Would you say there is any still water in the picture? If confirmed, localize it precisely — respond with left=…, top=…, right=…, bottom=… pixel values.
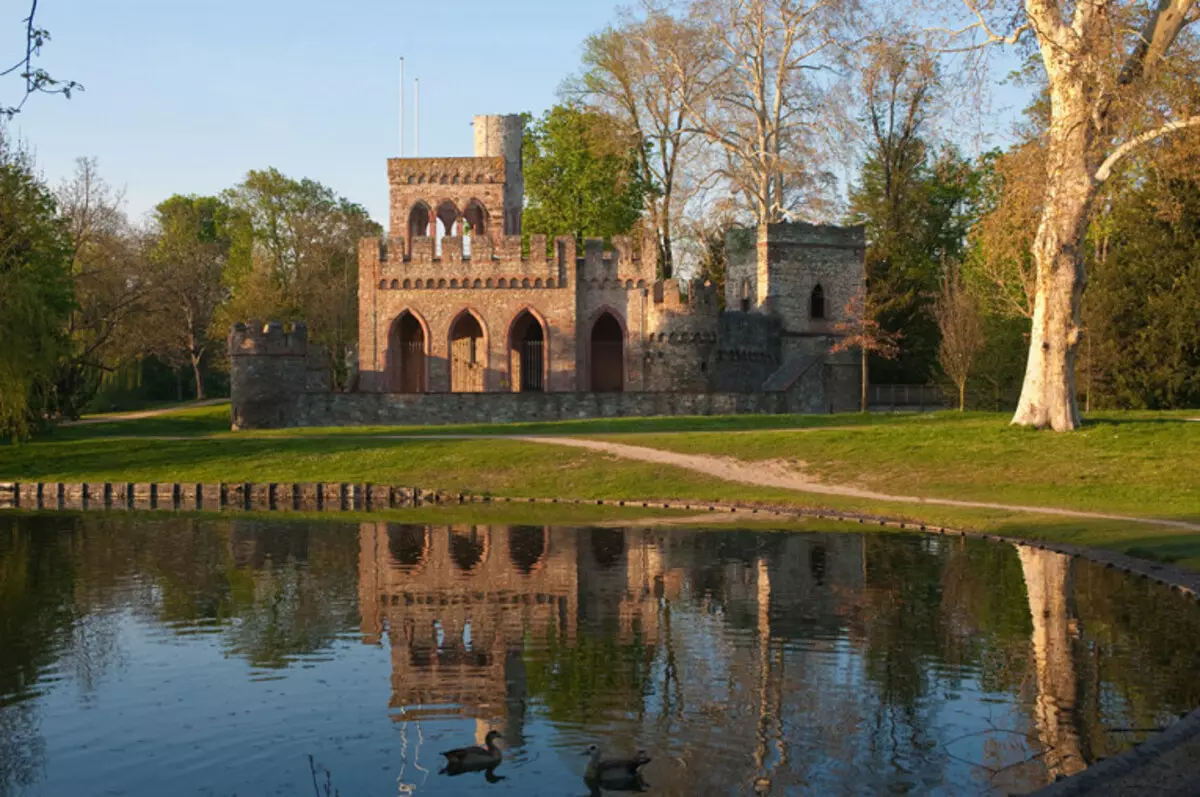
left=2, top=515, right=1199, bottom=796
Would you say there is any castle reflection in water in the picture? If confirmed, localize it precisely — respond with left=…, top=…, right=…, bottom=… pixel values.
left=356, top=524, right=864, bottom=750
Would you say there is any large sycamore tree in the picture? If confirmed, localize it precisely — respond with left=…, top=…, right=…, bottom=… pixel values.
left=943, top=0, right=1199, bottom=429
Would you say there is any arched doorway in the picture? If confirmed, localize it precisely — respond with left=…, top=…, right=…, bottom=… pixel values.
left=387, top=525, right=428, bottom=570
left=590, top=312, right=624, bottom=392
left=449, top=527, right=486, bottom=572
left=508, top=526, right=547, bottom=574
left=389, top=311, right=426, bottom=393
left=449, top=311, right=486, bottom=392
left=508, top=310, right=546, bottom=392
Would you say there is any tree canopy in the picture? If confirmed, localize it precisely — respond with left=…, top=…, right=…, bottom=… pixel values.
left=521, top=104, right=651, bottom=249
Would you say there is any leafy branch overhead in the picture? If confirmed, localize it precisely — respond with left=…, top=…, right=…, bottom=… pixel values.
left=2, top=1, right=82, bottom=119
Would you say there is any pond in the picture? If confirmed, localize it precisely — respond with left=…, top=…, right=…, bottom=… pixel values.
left=2, top=514, right=1199, bottom=796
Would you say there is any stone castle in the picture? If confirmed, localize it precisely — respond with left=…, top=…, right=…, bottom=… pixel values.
left=229, top=114, right=864, bottom=429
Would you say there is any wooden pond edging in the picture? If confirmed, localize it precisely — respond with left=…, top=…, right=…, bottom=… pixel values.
left=1, top=479, right=1199, bottom=794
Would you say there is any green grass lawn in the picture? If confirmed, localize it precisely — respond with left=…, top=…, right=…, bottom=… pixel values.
left=6, top=403, right=1200, bottom=568
left=602, top=412, right=1200, bottom=523
left=43, top=400, right=987, bottom=440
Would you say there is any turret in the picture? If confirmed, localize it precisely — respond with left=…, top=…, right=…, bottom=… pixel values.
left=473, top=114, right=525, bottom=236
left=228, top=321, right=315, bottom=429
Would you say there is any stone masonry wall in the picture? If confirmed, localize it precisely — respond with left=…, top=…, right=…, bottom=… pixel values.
left=288, top=390, right=788, bottom=428
left=709, top=312, right=782, bottom=392
left=760, top=221, right=865, bottom=341
left=359, top=232, right=661, bottom=394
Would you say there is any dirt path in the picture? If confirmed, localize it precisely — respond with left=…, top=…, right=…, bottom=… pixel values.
left=65, top=399, right=228, bottom=426
left=508, top=435, right=1200, bottom=532
left=56, top=428, right=1200, bottom=532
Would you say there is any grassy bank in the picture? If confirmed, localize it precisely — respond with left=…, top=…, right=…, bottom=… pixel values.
left=603, top=412, right=1200, bottom=523
left=6, top=402, right=1200, bottom=567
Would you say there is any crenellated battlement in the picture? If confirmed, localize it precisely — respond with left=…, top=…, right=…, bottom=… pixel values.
left=387, top=156, right=506, bottom=186
left=652, top=279, right=720, bottom=316
left=229, top=320, right=309, bottom=357
left=360, top=234, right=573, bottom=287
left=360, top=231, right=661, bottom=291
left=576, top=232, right=658, bottom=285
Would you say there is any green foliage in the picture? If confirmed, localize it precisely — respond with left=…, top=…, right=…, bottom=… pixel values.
left=221, top=168, right=381, bottom=388
left=1085, top=175, right=1200, bottom=409
left=848, top=144, right=981, bottom=384
left=148, top=194, right=245, bottom=399
left=0, top=137, right=74, bottom=439
left=964, top=315, right=1028, bottom=411
left=521, top=104, right=650, bottom=248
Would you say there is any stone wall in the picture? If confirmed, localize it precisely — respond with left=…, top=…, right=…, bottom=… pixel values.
left=229, top=321, right=314, bottom=430
left=759, top=221, right=865, bottom=339
left=284, top=390, right=788, bottom=429
left=709, top=312, right=782, bottom=392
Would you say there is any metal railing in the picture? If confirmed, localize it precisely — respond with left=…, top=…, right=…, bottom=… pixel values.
left=868, top=384, right=947, bottom=411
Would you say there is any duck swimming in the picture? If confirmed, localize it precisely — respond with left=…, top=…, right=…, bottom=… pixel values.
left=582, top=744, right=651, bottom=782
left=440, top=730, right=504, bottom=773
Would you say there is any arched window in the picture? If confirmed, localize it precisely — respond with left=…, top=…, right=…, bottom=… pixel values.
left=810, top=284, right=826, bottom=320
left=407, top=203, right=431, bottom=245
left=463, top=200, right=488, bottom=238
left=740, top=278, right=752, bottom=312
left=387, top=525, right=428, bottom=569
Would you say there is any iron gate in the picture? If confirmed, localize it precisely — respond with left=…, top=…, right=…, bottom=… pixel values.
left=520, top=340, right=544, bottom=391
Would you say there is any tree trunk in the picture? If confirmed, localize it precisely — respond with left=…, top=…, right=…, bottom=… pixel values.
left=1011, top=81, right=1093, bottom=431
left=958, top=382, right=965, bottom=412
left=860, top=347, right=869, bottom=413
left=190, top=353, right=205, bottom=401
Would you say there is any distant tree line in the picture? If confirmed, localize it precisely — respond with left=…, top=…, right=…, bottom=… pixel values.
left=525, top=0, right=1200, bottom=415
left=0, top=128, right=379, bottom=439
left=5, top=0, right=1198, bottom=437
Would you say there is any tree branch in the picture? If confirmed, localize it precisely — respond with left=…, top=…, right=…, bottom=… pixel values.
left=1094, top=115, right=1200, bottom=182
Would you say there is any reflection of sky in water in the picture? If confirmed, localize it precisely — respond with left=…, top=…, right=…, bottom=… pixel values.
left=2, top=515, right=1199, bottom=796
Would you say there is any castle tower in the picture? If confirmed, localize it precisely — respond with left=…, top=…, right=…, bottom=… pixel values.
left=472, top=115, right=524, bottom=236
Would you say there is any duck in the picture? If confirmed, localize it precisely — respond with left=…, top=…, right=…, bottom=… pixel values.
left=582, top=744, right=651, bottom=784
left=439, top=730, right=504, bottom=773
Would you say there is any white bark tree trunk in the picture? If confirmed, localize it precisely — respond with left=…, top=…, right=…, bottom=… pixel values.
left=1018, top=545, right=1086, bottom=779
left=1011, top=51, right=1093, bottom=430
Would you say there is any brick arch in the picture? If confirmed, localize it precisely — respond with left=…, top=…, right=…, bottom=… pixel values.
left=386, top=308, right=430, bottom=393
left=508, top=526, right=551, bottom=575
left=448, top=526, right=490, bottom=573
left=585, top=306, right=628, bottom=393
left=505, top=305, right=550, bottom=393
left=407, top=201, right=432, bottom=250
left=446, top=307, right=489, bottom=393
left=463, top=198, right=490, bottom=238
left=387, top=525, right=431, bottom=572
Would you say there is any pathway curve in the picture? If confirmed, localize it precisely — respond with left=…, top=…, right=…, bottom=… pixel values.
left=58, top=429, right=1200, bottom=532
left=64, top=399, right=228, bottom=426
left=506, top=435, right=1200, bottom=532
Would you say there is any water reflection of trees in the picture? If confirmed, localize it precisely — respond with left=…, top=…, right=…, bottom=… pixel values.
left=7, top=517, right=1200, bottom=796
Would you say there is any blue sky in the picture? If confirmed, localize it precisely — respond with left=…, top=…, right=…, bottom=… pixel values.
left=6, top=0, right=1029, bottom=227
left=6, top=0, right=620, bottom=224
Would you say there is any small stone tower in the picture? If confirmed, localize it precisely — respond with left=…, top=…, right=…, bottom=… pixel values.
left=229, top=321, right=328, bottom=430
left=472, top=114, right=524, bottom=236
